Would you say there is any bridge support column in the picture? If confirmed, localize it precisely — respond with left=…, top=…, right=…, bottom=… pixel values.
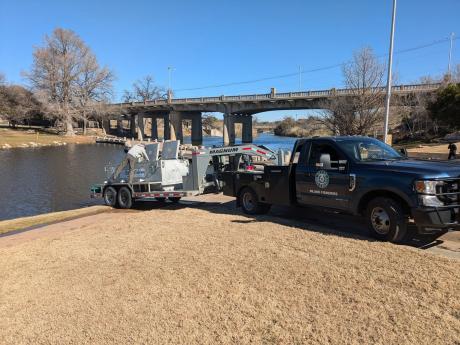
left=169, top=112, right=183, bottom=142
left=130, top=115, right=136, bottom=138
left=117, top=119, right=123, bottom=136
left=223, top=113, right=235, bottom=146
left=241, top=115, right=253, bottom=143
left=191, top=112, right=203, bottom=146
left=163, top=114, right=171, bottom=140
left=151, top=117, right=158, bottom=140
left=137, top=113, right=144, bottom=141
left=102, top=119, right=110, bottom=135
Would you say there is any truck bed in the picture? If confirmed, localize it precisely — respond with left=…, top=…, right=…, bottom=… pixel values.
left=221, top=165, right=292, bottom=206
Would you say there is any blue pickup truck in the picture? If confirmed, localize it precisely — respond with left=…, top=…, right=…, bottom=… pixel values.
left=221, top=136, right=460, bottom=242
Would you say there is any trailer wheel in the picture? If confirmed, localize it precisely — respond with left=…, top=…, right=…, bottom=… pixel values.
left=168, top=197, right=181, bottom=203
left=155, top=197, right=166, bottom=202
left=103, top=186, right=117, bottom=207
left=366, top=197, right=407, bottom=243
left=117, top=186, right=133, bottom=209
left=240, top=187, right=271, bottom=215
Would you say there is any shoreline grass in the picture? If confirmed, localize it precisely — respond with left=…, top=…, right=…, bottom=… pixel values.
left=0, top=206, right=109, bottom=234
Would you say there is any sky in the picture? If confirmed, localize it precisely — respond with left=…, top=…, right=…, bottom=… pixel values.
left=1, top=0, right=459, bottom=121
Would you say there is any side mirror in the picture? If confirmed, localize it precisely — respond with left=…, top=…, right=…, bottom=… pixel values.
left=399, top=148, right=408, bottom=157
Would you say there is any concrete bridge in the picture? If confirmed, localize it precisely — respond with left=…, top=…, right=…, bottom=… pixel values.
left=104, top=83, right=440, bottom=146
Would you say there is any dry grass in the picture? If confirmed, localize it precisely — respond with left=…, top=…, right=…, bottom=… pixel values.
left=0, top=205, right=459, bottom=344
left=0, top=206, right=108, bottom=234
left=0, top=128, right=94, bottom=148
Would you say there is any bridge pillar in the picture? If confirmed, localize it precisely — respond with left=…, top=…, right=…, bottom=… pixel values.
left=223, top=113, right=235, bottom=146
left=151, top=117, right=158, bottom=140
left=241, top=115, right=253, bottom=143
left=163, top=114, right=171, bottom=140
left=130, top=115, right=136, bottom=138
left=117, top=119, right=123, bottom=136
left=102, top=119, right=111, bottom=135
left=191, top=112, right=203, bottom=146
left=137, top=113, right=144, bottom=141
left=169, top=111, right=183, bottom=142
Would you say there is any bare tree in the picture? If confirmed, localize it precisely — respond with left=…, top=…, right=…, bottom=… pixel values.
left=24, top=28, right=114, bottom=135
left=75, top=54, right=114, bottom=134
left=0, top=73, right=5, bottom=86
left=315, top=47, right=386, bottom=135
left=454, top=64, right=460, bottom=83
left=124, top=75, right=165, bottom=102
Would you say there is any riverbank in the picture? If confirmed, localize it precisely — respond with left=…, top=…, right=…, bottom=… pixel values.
left=0, top=195, right=459, bottom=344
left=0, top=206, right=108, bottom=234
left=0, top=128, right=95, bottom=149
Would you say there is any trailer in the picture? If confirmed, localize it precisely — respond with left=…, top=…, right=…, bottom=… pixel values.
left=90, top=140, right=286, bottom=209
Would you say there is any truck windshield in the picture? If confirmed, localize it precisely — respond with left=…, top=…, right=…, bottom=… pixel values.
left=338, top=138, right=404, bottom=162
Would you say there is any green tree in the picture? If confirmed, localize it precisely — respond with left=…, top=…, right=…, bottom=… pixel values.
left=429, top=83, right=460, bottom=129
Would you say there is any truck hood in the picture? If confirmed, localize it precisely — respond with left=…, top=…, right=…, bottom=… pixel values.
left=359, top=159, right=460, bottom=178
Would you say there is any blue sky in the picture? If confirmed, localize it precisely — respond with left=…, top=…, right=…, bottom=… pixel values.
left=1, top=0, right=459, bottom=121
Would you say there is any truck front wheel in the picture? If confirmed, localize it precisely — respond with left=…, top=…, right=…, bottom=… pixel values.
left=103, top=186, right=117, bottom=207
left=366, top=197, right=407, bottom=243
left=240, top=187, right=271, bottom=215
left=117, top=186, right=133, bottom=209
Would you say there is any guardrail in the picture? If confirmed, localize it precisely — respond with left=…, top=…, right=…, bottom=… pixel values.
left=115, top=83, right=441, bottom=107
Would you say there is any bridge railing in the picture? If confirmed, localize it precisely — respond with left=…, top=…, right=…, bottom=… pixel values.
left=117, top=83, right=441, bottom=107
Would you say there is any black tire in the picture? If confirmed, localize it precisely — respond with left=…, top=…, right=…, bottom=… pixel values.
left=103, top=186, right=117, bottom=207
left=239, top=187, right=271, bottom=215
left=155, top=197, right=166, bottom=202
left=168, top=197, right=181, bottom=203
left=366, top=197, right=407, bottom=243
left=117, top=186, right=133, bottom=209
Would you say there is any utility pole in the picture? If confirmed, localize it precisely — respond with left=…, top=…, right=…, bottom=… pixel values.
left=383, top=0, right=397, bottom=145
left=168, top=66, right=175, bottom=95
left=298, top=65, right=302, bottom=90
left=448, top=32, right=455, bottom=78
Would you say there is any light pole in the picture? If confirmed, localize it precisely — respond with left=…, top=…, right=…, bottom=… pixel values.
left=448, top=32, right=455, bottom=78
left=383, top=0, right=397, bottom=145
left=168, top=66, right=175, bottom=95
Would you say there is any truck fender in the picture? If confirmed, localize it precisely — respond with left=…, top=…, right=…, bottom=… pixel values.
left=352, top=186, right=415, bottom=216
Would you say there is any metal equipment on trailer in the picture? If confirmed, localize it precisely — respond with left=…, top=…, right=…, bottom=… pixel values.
left=90, top=140, right=284, bottom=209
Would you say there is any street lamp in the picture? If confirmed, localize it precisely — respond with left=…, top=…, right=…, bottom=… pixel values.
left=168, top=66, right=176, bottom=95
left=383, top=0, right=397, bottom=145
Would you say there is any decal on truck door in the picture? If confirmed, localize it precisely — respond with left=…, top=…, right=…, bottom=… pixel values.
left=315, top=170, right=329, bottom=189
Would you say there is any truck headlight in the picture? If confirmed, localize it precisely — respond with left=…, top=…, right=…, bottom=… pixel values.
left=415, top=180, right=445, bottom=207
left=414, top=180, right=443, bottom=195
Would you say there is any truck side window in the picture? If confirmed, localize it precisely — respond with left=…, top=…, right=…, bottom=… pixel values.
left=308, top=143, right=343, bottom=170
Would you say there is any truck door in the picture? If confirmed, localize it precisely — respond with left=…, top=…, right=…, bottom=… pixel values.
left=296, top=141, right=353, bottom=211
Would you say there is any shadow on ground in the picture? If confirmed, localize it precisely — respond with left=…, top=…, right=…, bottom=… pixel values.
left=130, top=198, right=448, bottom=251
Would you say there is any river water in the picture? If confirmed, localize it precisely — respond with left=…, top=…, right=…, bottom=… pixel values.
left=0, top=133, right=296, bottom=221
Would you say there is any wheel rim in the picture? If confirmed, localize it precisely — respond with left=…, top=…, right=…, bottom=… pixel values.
left=105, top=189, right=115, bottom=205
left=242, top=192, right=255, bottom=211
left=120, top=190, right=130, bottom=205
left=371, top=207, right=391, bottom=234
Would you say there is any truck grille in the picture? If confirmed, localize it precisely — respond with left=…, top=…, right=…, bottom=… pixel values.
left=438, top=179, right=460, bottom=205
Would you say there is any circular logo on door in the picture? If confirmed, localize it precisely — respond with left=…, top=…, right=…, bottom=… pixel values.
left=315, top=170, right=329, bottom=189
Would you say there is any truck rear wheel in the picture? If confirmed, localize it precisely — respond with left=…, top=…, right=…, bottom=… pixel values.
left=240, top=187, right=271, bottom=215
left=366, top=197, right=407, bottom=243
left=117, top=186, right=133, bottom=209
left=103, top=186, right=117, bottom=207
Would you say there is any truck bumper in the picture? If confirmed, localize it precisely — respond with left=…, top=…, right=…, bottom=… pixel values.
left=412, top=207, right=460, bottom=233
